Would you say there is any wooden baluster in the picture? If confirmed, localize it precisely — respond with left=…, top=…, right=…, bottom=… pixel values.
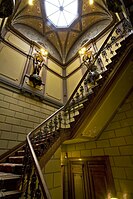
left=106, top=43, right=114, bottom=55
left=101, top=50, right=109, bottom=63
left=58, top=112, right=62, bottom=129
left=30, top=172, right=37, bottom=198
left=80, top=85, right=84, bottom=99
left=54, top=116, right=58, bottom=132
left=71, top=98, right=76, bottom=116
left=63, top=110, right=67, bottom=127
left=24, top=155, right=32, bottom=198
left=84, top=78, right=89, bottom=93
left=35, top=184, right=42, bottom=199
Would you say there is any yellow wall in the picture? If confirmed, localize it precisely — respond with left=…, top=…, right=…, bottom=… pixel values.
left=43, top=148, right=62, bottom=199
left=66, top=58, right=81, bottom=76
left=62, top=90, right=133, bottom=199
left=67, top=69, right=83, bottom=98
left=45, top=70, right=63, bottom=102
left=0, top=43, right=27, bottom=84
left=4, top=32, right=30, bottom=53
left=47, top=59, right=62, bottom=76
left=0, top=87, right=57, bottom=156
left=0, top=31, right=64, bottom=104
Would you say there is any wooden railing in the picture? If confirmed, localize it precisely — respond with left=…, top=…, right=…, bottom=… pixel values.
left=21, top=18, right=132, bottom=199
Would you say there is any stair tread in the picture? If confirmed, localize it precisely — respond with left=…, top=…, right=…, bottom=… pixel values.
left=0, top=172, right=20, bottom=180
left=0, top=190, right=21, bottom=197
left=9, top=156, right=24, bottom=158
left=0, top=163, right=23, bottom=166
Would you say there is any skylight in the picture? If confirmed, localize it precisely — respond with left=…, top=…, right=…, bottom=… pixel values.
left=45, top=0, right=78, bottom=28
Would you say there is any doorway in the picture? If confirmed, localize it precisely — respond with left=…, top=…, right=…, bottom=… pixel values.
left=63, top=156, right=116, bottom=199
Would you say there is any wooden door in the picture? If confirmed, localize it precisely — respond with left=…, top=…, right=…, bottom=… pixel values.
left=88, top=164, right=108, bottom=199
left=67, top=156, right=116, bottom=199
left=69, top=164, right=86, bottom=199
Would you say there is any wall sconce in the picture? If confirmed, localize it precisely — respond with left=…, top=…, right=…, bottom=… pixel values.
left=64, top=152, right=68, bottom=159
left=89, top=0, right=94, bottom=5
left=78, top=47, right=87, bottom=55
left=40, top=48, right=48, bottom=56
left=29, top=48, right=48, bottom=88
left=28, top=0, right=33, bottom=6
left=79, top=46, right=93, bottom=64
left=107, top=192, right=118, bottom=199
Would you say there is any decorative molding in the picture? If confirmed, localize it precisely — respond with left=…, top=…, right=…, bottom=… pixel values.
left=46, top=93, right=61, bottom=101
left=5, top=33, right=30, bottom=53
left=0, top=74, right=18, bottom=81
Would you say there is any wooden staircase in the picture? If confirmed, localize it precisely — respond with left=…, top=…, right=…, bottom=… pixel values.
left=0, top=20, right=133, bottom=199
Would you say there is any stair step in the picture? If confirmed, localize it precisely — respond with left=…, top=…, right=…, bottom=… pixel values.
left=0, top=190, right=21, bottom=199
left=0, top=163, right=23, bottom=175
left=17, top=150, right=25, bottom=156
left=0, top=172, right=20, bottom=191
left=8, top=156, right=24, bottom=164
left=120, top=33, right=133, bottom=46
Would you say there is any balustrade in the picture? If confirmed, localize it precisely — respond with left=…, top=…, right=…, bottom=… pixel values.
left=20, top=18, right=132, bottom=199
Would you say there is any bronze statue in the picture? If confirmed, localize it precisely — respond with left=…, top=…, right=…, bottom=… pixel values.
left=29, top=50, right=46, bottom=87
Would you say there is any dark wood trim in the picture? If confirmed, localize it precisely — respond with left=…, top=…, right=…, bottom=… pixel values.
left=66, top=156, right=116, bottom=199
left=0, top=141, right=26, bottom=163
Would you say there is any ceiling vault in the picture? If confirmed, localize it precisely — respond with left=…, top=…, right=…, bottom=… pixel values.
left=7, top=0, right=113, bottom=65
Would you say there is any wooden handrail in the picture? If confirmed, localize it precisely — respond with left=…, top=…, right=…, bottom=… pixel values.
left=26, top=18, right=127, bottom=198
left=0, top=141, right=25, bottom=163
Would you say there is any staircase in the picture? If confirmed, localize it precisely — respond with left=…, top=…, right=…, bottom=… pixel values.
left=0, top=148, right=24, bottom=198
left=0, top=19, right=133, bottom=199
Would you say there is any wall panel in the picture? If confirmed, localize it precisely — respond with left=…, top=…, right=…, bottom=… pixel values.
left=67, top=69, right=82, bottom=98
left=48, top=59, right=62, bottom=75
left=45, top=71, right=63, bottom=102
left=0, top=44, right=27, bottom=84
left=5, top=32, right=30, bottom=53
left=66, top=58, right=81, bottom=76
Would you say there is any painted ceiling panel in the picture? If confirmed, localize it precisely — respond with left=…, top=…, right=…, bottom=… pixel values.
left=7, top=0, right=113, bottom=65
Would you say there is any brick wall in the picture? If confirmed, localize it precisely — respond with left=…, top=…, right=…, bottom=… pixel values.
left=43, top=148, right=62, bottom=199
left=0, top=87, right=57, bottom=155
left=62, top=90, right=133, bottom=199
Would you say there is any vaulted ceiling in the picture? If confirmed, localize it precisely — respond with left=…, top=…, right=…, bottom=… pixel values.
left=8, top=0, right=113, bottom=65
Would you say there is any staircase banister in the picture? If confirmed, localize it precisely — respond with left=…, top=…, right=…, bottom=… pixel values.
left=93, top=18, right=125, bottom=61
left=64, top=18, right=125, bottom=108
left=27, top=105, right=64, bottom=138
left=26, top=18, right=126, bottom=199
left=26, top=136, right=51, bottom=199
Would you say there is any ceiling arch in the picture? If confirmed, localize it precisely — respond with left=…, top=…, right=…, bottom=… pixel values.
left=8, top=0, right=114, bottom=65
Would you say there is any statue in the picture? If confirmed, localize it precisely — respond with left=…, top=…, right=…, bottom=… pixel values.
left=29, top=50, right=46, bottom=88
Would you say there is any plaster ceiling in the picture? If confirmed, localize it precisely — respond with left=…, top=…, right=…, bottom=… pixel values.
left=8, top=0, right=113, bottom=65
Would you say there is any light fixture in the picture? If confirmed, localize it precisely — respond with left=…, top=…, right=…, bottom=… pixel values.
left=111, top=198, right=118, bottom=199
left=40, top=48, right=48, bottom=56
left=78, top=47, right=87, bottom=55
left=28, top=0, right=33, bottom=6
left=64, top=153, right=68, bottom=159
left=89, top=0, right=94, bottom=5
